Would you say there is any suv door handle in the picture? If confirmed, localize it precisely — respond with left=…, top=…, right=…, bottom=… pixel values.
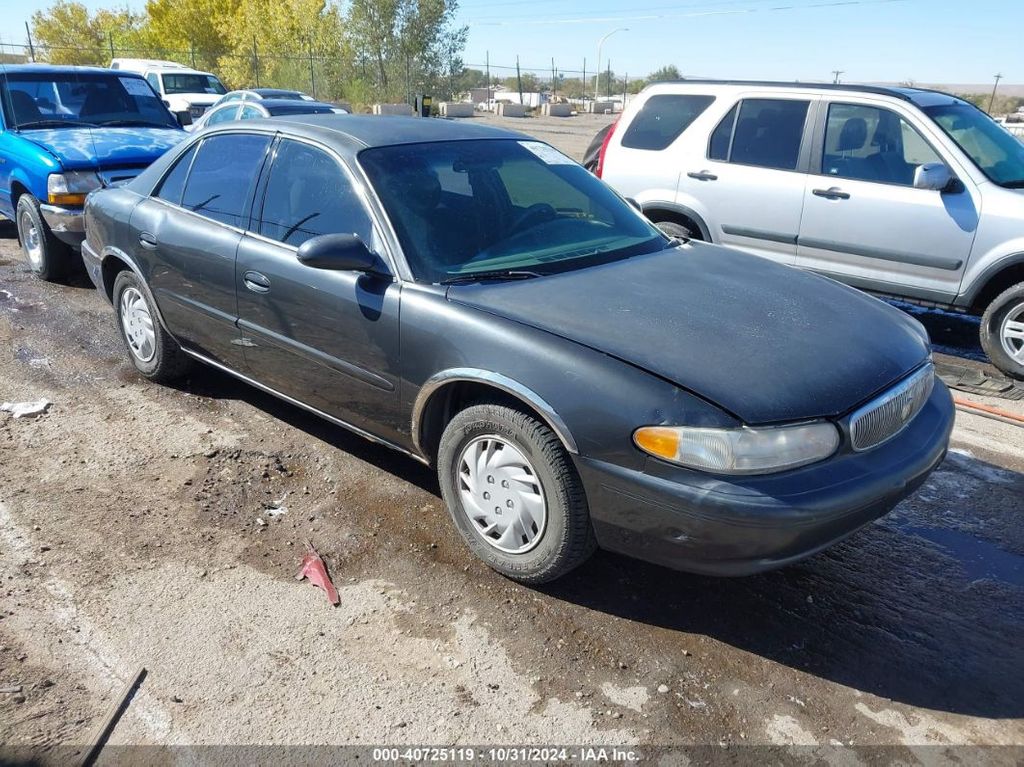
left=243, top=271, right=271, bottom=294
left=139, top=232, right=158, bottom=250
left=812, top=187, right=851, bottom=200
left=687, top=170, right=718, bottom=181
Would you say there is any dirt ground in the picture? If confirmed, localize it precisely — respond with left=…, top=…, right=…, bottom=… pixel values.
left=1, top=113, right=1023, bottom=764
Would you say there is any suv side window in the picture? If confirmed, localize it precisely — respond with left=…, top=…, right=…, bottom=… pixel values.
left=707, top=98, right=810, bottom=170
left=181, top=133, right=272, bottom=227
left=822, top=103, right=943, bottom=186
left=155, top=144, right=198, bottom=206
left=620, top=94, right=715, bottom=150
left=256, top=139, right=374, bottom=247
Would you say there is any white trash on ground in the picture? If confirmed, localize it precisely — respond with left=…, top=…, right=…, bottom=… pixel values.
left=0, top=400, right=52, bottom=418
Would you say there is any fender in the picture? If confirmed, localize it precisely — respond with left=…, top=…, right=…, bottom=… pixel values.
left=639, top=201, right=712, bottom=242
left=411, top=368, right=580, bottom=459
left=956, top=251, right=1024, bottom=308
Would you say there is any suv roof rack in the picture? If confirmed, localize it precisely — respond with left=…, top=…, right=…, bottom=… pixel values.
left=654, top=79, right=957, bottom=103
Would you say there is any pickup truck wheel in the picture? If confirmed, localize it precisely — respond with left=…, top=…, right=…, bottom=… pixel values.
left=16, top=194, right=72, bottom=282
left=112, top=270, right=192, bottom=383
left=981, top=282, right=1024, bottom=380
left=437, top=403, right=596, bottom=584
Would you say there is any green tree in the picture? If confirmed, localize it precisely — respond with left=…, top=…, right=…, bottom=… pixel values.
left=30, top=1, right=133, bottom=65
left=647, top=64, right=681, bottom=83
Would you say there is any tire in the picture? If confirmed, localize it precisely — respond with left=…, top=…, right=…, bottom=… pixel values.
left=112, top=270, right=192, bottom=383
left=654, top=220, right=695, bottom=241
left=437, top=402, right=596, bottom=584
left=16, top=194, right=73, bottom=282
left=980, top=282, right=1024, bottom=380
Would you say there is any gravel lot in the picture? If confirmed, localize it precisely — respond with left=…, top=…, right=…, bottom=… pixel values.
left=1, top=112, right=1022, bottom=763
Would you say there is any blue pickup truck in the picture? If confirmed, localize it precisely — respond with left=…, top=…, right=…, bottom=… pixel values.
left=0, top=65, right=186, bottom=280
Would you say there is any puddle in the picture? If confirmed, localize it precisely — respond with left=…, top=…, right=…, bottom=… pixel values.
left=902, top=526, right=1024, bottom=587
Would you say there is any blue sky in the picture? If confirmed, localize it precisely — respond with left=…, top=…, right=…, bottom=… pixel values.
left=1, top=0, right=1020, bottom=85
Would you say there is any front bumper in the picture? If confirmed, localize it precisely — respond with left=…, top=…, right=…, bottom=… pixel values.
left=577, top=381, right=954, bottom=576
left=40, top=204, right=85, bottom=248
left=80, top=239, right=104, bottom=293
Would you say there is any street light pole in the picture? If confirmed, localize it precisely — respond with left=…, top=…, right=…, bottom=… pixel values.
left=596, top=28, right=628, bottom=102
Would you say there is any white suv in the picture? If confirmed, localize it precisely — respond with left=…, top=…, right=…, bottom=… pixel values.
left=599, top=81, right=1024, bottom=379
left=110, top=59, right=227, bottom=123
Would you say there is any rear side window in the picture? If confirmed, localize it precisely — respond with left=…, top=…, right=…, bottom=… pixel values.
left=707, top=98, right=810, bottom=170
left=181, top=133, right=272, bottom=227
left=206, top=104, right=239, bottom=125
left=620, top=94, right=715, bottom=150
left=155, top=145, right=197, bottom=206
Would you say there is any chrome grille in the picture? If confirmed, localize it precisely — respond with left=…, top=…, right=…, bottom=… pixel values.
left=850, top=364, right=934, bottom=451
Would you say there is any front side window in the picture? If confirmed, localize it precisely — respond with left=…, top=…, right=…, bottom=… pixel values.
left=822, top=103, right=942, bottom=186
left=360, top=139, right=666, bottom=284
left=707, top=98, right=810, bottom=170
left=161, top=73, right=227, bottom=96
left=256, top=140, right=374, bottom=247
left=206, top=104, right=240, bottom=125
left=924, top=101, right=1024, bottom=188
left=0, top=72, right=177, bottom=130
left=620, top=94, right=715, bottom=150
left=180, top=133, right=271, bottom=227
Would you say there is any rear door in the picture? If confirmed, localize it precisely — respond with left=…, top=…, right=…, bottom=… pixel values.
left=676, top=95, right=818, bottom=265
left=235, top=138, right=405, bottom=441
left=128, top=131, right=272, bottom=368
left=795, top=99, right=979, bottom=302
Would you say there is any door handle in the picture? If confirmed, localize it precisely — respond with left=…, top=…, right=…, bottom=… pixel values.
left=687, top=170, right=718, bottom=181
left=812, top=187, right=851, bottom=200
left=243, top=270, right=271, bottom=294
left=138, top=232, right=158, bottom=250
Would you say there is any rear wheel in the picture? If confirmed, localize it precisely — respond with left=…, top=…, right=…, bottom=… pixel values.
left=437, top=402, right=596, bottom=584
left=981, top=282, right=1024, bottom=380
left=16, top=194, right=72, bottom=282
left=113, top=270, right=192, bottom=383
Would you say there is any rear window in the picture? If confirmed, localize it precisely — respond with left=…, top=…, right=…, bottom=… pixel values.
left=620, top=94, right=715, bottom=150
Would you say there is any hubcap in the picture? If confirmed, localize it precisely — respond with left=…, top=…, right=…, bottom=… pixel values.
left=456, top=435, right=547, bottom=554
left=1001, top=301, right=1024, bottom=365
left=119, top=287, right=156, bottom=363
left=19, top=211, right=43, bottom=270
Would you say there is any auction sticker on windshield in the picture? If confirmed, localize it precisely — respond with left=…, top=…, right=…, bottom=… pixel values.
left=120, top=77, right=155, bottom=97
left=519, top=141, right=575, bottom=165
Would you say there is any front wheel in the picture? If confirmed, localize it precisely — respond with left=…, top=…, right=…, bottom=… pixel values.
left=980, top=282, right=1024, bottom=380
left=654, top=220, right=696, bottom=241
left=16, top=194, right=73, bottom=282
left=437, top=402, right=596, bottom=584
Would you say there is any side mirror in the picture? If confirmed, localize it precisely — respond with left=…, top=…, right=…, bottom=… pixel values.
left=175, top=110, right=193, bottom=128
left=297, top=233, right=385, bottom=275
left=914, top=162, right=954, bottom=192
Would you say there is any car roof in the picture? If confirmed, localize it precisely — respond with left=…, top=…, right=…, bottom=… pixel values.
left=260, top=100, right=334, bottom=115
left=647, top=79, right=965, bottom=107
left=0, top=64, right=146, bottom=77
left=249, top=114, right=528, bottom=149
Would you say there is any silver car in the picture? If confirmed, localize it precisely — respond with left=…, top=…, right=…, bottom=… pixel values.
left=599, top=81, right=1024, bottom=379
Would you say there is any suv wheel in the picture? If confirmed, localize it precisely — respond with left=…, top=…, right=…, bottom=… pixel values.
left=655, top=220, right=696, bottom=241
left=437, top=402, right=596, bottom=584
left=113, top=270, right=193, bottom=383
left=980, top=282, right=1024, bottom=380
left=16, top=194, right=73, bottom=282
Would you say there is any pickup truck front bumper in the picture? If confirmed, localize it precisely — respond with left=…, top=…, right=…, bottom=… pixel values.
left=40, top=204, right=85, bottom=248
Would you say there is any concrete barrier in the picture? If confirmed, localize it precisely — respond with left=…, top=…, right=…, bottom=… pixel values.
left=440, top=102, right=475, bottom=118
left=541, top=103, right=573, bottom=117
left=496, top=102, right=528, bottom=118
left=373, top=103, right=415, bottom=116
left=587, top=101, right=615, bottom=114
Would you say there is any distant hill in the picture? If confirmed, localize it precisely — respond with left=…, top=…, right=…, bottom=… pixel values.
left=875, top=82, right=1024, bottom=98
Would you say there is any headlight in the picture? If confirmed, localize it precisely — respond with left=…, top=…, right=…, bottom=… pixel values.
left=633, top=421, right=840, bottom=475
left=47, top=171, right=102, bottom=206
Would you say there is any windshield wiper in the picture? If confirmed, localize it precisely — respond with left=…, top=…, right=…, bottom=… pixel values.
left=441, top=269, right=544, bottom=285
left=16, top=119, right=99, bottom=130
left=98, top=119, right=175, bottom=128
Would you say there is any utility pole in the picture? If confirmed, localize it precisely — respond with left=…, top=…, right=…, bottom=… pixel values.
left=988, top=73, right=1003, bottom=114
left=486, top=51, right=491, bottom=110
left=109, top=31, right=115, bottom=61
left=832, top=70, right=843, bottom=84
left=252, top=37, right=260, bottom=87
left=551, top=57, right=556, bottom=100
left=516, top=56, right=523, bottom=106
left=24, top=22, right=34, bottom=63
left=308, top=41, right=316, bottom=99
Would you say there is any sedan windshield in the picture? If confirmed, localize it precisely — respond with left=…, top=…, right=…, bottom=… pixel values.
left=924, top=101, right=1024, bottom=188
left=0, top=72, right=178, bottom=130
left=359, top=139, right=667, bottom=283
left=162, top=73, right=227, bottom=95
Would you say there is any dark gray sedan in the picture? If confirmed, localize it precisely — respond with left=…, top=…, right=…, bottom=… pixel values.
left=81, top=116, right=954, bottom=583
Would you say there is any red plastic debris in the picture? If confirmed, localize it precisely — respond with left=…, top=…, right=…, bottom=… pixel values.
left=295, top=541, right=340, bottom=606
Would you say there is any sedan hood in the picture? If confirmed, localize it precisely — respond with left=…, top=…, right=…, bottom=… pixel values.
left=447, top=244, right=931, bottom=424
left=20, top=127, right=184, bottom=170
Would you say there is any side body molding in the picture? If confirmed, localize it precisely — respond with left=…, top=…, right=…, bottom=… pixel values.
left=411, top=368, right=580, bottom=458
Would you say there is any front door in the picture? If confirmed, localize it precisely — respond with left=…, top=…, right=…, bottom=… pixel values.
left=677, top=96, right=817, bottom=265
left=235, top=138, right=405, bottom=442
left=795, top=101, right=979, bottom=302
left=129, top=132, right=272, bottom=367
